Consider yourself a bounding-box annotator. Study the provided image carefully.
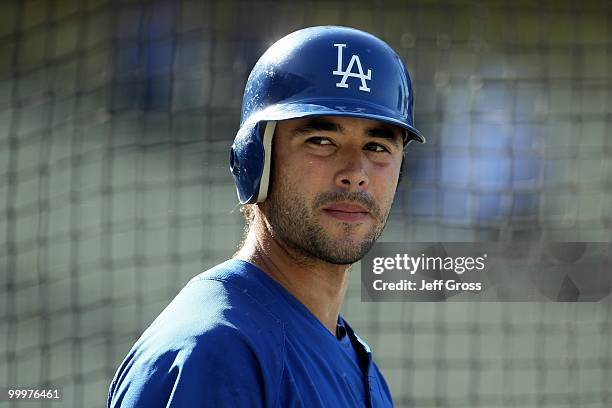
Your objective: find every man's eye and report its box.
[365,143,390,153]
[306,137,333,145]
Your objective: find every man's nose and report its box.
[334,147,369,191]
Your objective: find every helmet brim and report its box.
[248,100,425,144]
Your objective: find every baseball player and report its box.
[107,25,424,407]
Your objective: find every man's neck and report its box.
[234,218,351,336]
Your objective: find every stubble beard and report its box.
[265,180,392,265]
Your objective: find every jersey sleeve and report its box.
[108,324,272,408]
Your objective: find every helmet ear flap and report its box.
[230,121,276,204]
[230,121,264,204]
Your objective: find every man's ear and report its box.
[398,155,406,184]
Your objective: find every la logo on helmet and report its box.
[333,43,372,92]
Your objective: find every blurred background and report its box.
[1,0,610,407]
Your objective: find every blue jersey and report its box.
[108,259,393,407]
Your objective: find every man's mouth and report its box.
[322,202,369,222]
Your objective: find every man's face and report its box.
[261,115,404,265]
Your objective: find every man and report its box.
[108,26,424,407]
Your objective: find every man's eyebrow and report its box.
[292,119,344,135]
[292,118,403,147]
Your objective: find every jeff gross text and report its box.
[369,253,486,293]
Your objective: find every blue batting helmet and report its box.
[230,25,424,204]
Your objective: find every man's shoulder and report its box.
[147,259,286,347]
[108,260,287,407]
[186,259,284,320]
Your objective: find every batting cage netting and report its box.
[1,0,610,407]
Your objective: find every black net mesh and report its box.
[1,1,611,407]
